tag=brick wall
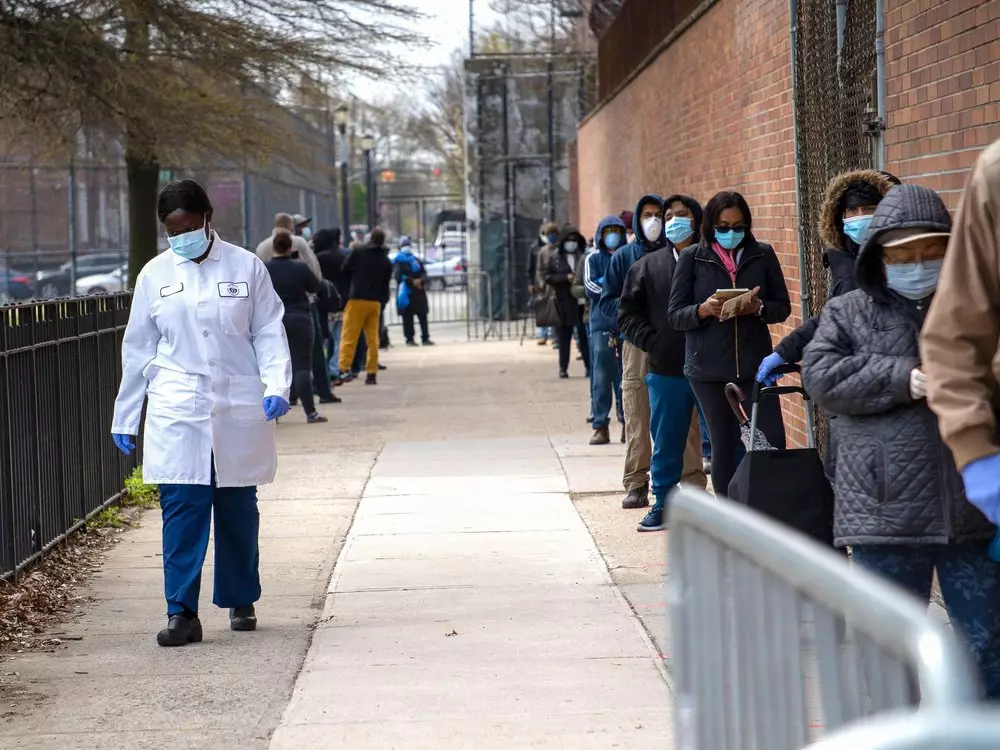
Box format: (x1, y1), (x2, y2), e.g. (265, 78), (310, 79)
(884, 0), (1000, 208)
(576, 0), (808, 445)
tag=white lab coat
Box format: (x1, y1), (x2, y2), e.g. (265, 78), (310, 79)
(112, 235), (292, 487)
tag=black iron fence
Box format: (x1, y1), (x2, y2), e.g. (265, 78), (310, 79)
(0, 293), (136, 580)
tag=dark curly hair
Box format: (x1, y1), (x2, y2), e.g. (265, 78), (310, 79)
(156, 179), (213, 223)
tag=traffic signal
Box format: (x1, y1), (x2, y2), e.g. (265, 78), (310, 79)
(381, 170), (396, 182)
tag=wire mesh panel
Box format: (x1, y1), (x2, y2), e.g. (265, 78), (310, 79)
(793, 0), (878, 450)
(669, 487), (980, 750)
(0, 293), (136, 580)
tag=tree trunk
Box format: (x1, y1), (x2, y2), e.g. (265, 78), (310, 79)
(126, 150), (160, 278)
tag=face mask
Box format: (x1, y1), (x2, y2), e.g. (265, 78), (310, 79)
(564, 240), (579, 253)
(641, 216), (662, 241)
(843, 215), (873, 245)
(714, 228), (745, 251)
(604, 232), (622, 251)
(301, 226), (313, 240)
(546, 233), (559, 245)
(168, 221), (210, 260)
(664, 216), (694, 245)
(885, 259), (943, 300)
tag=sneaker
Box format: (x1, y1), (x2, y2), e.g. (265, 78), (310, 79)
(622, 485), (649, 510)
(365, 374), (377, 385)
(637, 507), (667, 532)
(589, 426), (610, 445)
(406, 340), (419, 347)
(702, 458), (712, 474)
(230, 605), (257, 632)
(156, 614), (203, 647)
(378, 364), (387, 371)
(620, 425), (626, 444)
(307, 412), (329, 424)
(422, 339), (435, 346)
(558, 370), (569, 379)
(537, 339), (548, 346)
(586, 416), (593, 423)
(319, 394), (342, 404)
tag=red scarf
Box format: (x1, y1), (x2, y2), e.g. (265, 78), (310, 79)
(712, 242), (738, 285)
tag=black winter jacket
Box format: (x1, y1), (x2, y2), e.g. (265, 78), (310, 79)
(393, 254), (429, 316)
(618, 247), (686, 377)
(801, 183), (991, 547)
(544, 227), (586, 327)
(667, 238), (791, 382)
(316, 247), (348, 314)
(342, 243), (393, 304)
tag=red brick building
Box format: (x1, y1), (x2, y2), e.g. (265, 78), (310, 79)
(576, 0), (1000, 445)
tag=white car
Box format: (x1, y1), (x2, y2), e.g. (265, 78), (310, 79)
(424, 255), (467, 290)
(76, 264), (127, 295)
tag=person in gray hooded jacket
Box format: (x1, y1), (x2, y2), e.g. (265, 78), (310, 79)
(802, 184), (1000, 698)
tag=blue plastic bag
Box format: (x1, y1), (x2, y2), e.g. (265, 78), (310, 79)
(396, 281), (410, 313)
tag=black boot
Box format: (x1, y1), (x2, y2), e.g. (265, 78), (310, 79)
(621, 485), (649, 510)
(156, 614), (203, 647)
(365, 373), (377, 385)
(230, 605), (258, 632)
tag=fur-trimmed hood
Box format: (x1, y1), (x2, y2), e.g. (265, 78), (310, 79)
(818, 169), (898, 249)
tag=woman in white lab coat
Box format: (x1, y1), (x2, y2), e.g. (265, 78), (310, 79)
(111, 179), (292, 647)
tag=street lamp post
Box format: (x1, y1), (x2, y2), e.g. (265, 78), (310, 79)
(360, 133), (375, 230)
(334, 104), (350, 241)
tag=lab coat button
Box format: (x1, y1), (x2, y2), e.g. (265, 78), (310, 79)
(198, 302), (206, 309)
(202, 330), (209, 337)
(209, 360), (216, 366)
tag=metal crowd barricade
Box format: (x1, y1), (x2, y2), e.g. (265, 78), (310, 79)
(0, 293), (137, 580)
(806, 708), (1000, 749)
(384, 270), (496, 341)
(668, 487), (981, 750)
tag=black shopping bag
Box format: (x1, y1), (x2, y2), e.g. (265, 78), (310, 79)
(726, 365), (835, 545)
(533, 292), (560, 328)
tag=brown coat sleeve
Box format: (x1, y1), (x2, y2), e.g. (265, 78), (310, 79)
(922, 141), (1000, 469)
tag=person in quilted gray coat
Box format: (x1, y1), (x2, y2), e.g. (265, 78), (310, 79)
(802, 183), (1000, 698)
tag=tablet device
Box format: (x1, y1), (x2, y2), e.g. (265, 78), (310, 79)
(714, 288), (751, 301)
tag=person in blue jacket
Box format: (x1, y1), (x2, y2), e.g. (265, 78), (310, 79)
(584, 215), (628, 445)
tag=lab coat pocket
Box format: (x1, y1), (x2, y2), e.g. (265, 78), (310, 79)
(145, 367), (199, 418)
(226, 376), (265, 423)
(219, 297), (252, 336)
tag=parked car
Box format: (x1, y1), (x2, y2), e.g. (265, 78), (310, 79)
(424, 255), (467, 290)
(0, 269), (36, 305)
(76, 264), (127, 296)
(36, 252), (126, 297)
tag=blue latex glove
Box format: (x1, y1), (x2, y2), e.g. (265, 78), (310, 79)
(962, 454), (1000, 525)
(263, 396), (290, 421)
(756, 352), (786, 386)
(112, 433), (135, 456)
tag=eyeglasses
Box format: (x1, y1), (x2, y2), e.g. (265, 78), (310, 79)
(714, 226), (747, 234)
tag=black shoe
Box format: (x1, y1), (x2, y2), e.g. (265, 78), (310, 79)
(307, 412), (329, 424)
(319, 394), (342, 404)
(156, 614), (203, 647)
(536, 339), (548, 346)
(637, 507), (667, 532)
(422, 339), (435, 346)
(406, 340), (419, 347)
(289, 399), (299, 407)
(589, 426), (610, 445)
(230, 605), (257, 632)
(586, 416), (593, 423)
(622, 485), (649, 510)
(558, 370), (569, 379)
(620, 425), (626, 444)
(365, 374), (377, 385)
(378, 364), (387, 371)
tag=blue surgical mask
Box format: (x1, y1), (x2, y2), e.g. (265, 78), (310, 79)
(715, 228), (745, 251)
(843, 215), (873, 245)
(546, 233), (559, 245)
(603, 232), (622, 250)
(168, 222), (211, 260)
(665, 216), (694, 245)
(884, 259), (943, 300)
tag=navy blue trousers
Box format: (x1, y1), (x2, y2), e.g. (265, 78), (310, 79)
(159, 476), (261, 616)
(646, 372), (699, 511)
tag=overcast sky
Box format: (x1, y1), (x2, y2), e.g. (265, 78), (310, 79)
(403, 0), (500, 71)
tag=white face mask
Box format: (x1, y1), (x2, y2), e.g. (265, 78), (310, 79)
(641, 216), (662, 241)
(564, 240), (579, 253)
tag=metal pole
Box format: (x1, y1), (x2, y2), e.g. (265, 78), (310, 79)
(339, 124), (349, 237)
(874, 0), (887, 170)
(501, 64), (513, 325)
(68, 159), (78, 294)
(241, 171), (251, 249)
(546, 1), (556, 219)
(324, 107), (336, 221)
(364, 149), (374, 229)
(469, 0), (475, 57)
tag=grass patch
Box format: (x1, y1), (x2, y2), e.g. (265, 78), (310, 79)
(122, 466), (159, 509)
(86, 507), (129, 531)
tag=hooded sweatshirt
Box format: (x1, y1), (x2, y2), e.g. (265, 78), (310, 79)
(597, 194), (667, 339)
(774, 169), (897, 363)
(544, 225), (587, 327)
(802, 185), (989, 546)
(923, 141), (1000, 469)
(534, 221), (562, 292)
(584, 215), (628, 332)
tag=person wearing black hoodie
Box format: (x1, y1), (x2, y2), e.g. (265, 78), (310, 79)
(667, 190), (792, 497)
(545, 225), (590, 377)
(598, 194), (667, 509)
(619, 194), (709, 531)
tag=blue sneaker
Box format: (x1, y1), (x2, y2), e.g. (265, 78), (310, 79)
(637, 507), (667, 532)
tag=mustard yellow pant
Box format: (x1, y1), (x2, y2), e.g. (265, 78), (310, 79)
(338, 300), (381, 375)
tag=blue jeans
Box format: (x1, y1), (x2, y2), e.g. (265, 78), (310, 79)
(698, 406), (712, 459)
(328, 315), (343, 376)
(646, 372), (698, 511)
(852, 543), (1000, 699)
(590, 330), (623, 428)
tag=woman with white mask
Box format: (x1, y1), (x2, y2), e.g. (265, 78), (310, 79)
(111, 179), (292, 647)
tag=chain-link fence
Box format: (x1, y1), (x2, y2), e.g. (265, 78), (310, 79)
(793, 0), (878, 449)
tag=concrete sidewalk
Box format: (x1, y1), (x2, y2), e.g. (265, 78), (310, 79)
(271, 436), (671, 748)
